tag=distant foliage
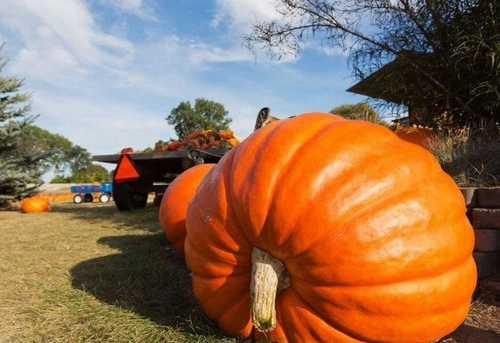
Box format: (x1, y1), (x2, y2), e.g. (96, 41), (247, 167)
(18, 124), (96, 184)
(0, 55), (43, 205)
(51, 164), (110, 184)
(167, 98), (232, 139)
(16, 124), (87, 174)
(331, 103), (386, 125)
(246, 0), (500, 129)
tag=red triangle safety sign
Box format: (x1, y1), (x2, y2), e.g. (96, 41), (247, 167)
(114, 154), (140, 183)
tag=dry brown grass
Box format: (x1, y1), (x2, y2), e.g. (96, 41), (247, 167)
(430, 127), (500, 187)
(0, 203), (232, 343)
(0, 203), (498, 342)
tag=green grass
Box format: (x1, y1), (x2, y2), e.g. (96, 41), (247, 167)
(0, 203), (233, 343)
(0, 202), (498, 342)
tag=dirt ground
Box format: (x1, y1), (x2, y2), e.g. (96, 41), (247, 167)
(0, 202), (498, 342)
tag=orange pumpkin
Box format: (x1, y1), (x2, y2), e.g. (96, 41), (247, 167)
(167, 141), (183, 151)
(227, 138), (240, 147)
(395, 126), (437, 150)
(219, 130), (235, 140)
(21, 196), (50, 214)
(159, 164), (215, 255)
(185, 113), (476, 342)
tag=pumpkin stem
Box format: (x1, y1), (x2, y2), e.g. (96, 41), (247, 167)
(250, 248), (289, 332)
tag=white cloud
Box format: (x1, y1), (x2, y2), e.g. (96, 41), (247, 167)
(0, 0), (134, 81)
(185, 41), (252, 65)
(212, 0), (302, 63)
(212, 0), (347, 60)
(34, 91), (169, 154)
(212, 0), (282, 34)
(104, 0), (157, 21)
(0, 0), (356, 158)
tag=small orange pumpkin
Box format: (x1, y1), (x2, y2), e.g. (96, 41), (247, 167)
(395, 126), (437, 150)
(21, 196), (50, 214)
(185, 113), (476, 342)
(227, 138), (240, 147)
(219, 130), (235, 140)
(167, 141), (183, 151)
(159, 164), (215, 255)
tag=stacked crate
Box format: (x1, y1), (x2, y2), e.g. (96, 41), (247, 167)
(461, 187), (500, 279)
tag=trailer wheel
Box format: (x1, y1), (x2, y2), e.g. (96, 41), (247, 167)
(73, 194), (83, 204)
(99, 193), (111, 203)
(113, 182), (148, 211)
(84, 193), (94, 203)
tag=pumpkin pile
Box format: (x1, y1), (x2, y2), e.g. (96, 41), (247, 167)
(160, 113), (476, 343)
(154, 130), (240, 152)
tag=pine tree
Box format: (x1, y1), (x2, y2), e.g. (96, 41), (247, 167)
(0, 54), (43, 206)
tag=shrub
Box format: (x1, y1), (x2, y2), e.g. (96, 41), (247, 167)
(430, 126), (500, 187)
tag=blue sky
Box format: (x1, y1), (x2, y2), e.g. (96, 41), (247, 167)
(0, 0), (365, 155)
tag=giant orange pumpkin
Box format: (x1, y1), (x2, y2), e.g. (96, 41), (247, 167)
(395, 126), (437, 150)
(185, 113), (476, 342)
(21, 196), (50, 214)
(159, 164), (214, 255)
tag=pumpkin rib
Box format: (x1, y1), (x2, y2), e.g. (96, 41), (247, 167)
(216, 294), (253, 337)
(186, 241), (250, 278)
(266, 120), (394, 259)
(281, 144), (464, 286)
(255, 120), (393, 255)
(223, 149), (256, 248)
(284, 189), (429, 280)
(290, 254), (475, 299)
(286, 287), (367, 342)
(228, 114), (346, 248)
(186, 204), (250, 266)
(287, 196), (472, 288)
(193, 274), (251, 318)
(196, 153), (254, 256)
(281, 142), (435, 263)
(224, 135), (267, 248)
(273, 290), (365, 343)
(288, 259), (475, 342)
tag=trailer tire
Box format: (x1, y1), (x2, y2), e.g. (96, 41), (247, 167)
(73, 194), (83, 204)
(113, 182), (148, 211)
(99, 193), (111, 203)
(84, 193), (94, 203)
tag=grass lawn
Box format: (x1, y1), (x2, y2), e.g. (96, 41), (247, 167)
(0, 202), (498, 342)
(0, 203), (232, 343)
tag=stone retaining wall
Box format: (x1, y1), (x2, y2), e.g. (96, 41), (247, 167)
(461, 187), (500, 279)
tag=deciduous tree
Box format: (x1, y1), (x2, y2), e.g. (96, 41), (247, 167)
(167, 98), (232, 139)
(246, 0), (500, 128)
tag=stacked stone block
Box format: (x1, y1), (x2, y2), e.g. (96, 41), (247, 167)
(461, 187), (500, 279)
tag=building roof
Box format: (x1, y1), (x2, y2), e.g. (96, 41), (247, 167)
(347, 53), (433, 105)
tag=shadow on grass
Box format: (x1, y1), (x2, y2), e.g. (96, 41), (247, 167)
(70, 233), (227, 339)
(64, 204), (498, 342)
(52, 203), (161, 232)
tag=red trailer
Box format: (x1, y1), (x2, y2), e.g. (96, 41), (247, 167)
(93, 108), (276, 211)
(93, 148), (227, 211)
